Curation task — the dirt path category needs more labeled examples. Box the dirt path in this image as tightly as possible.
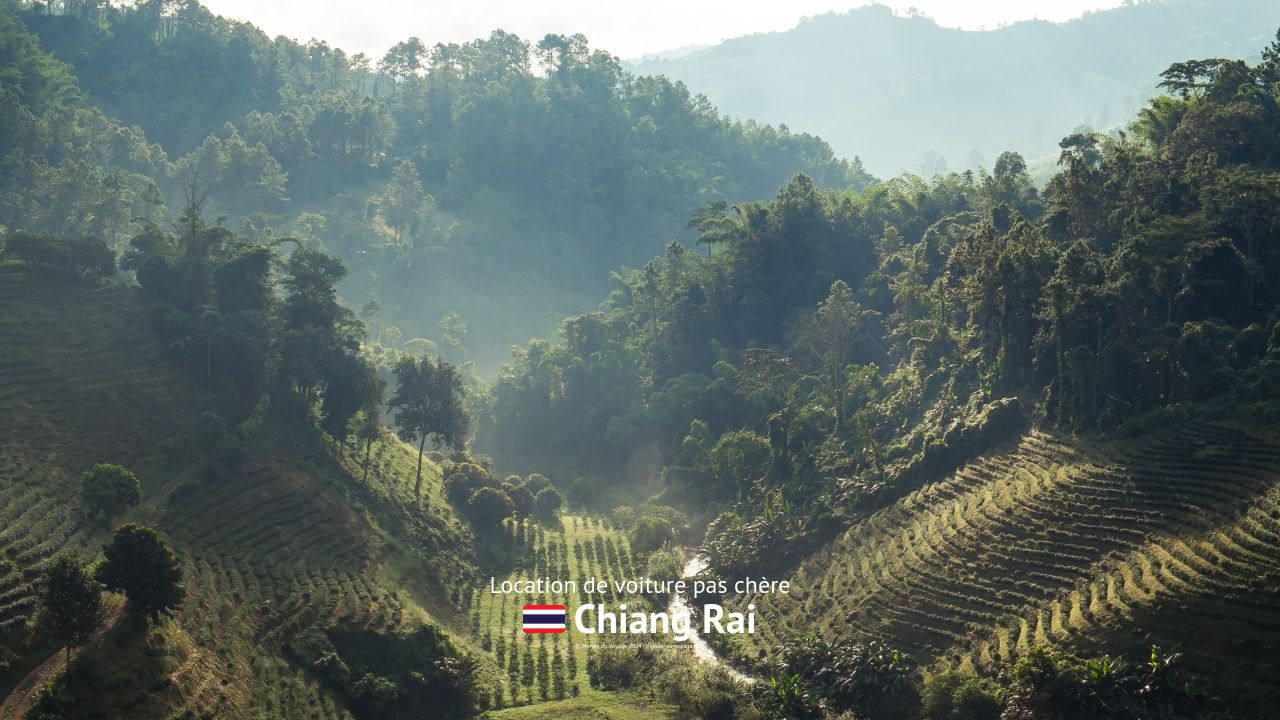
[0,602,126,720]
[668,552,755,683]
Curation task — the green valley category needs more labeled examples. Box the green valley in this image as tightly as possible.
[3,0,1280,719]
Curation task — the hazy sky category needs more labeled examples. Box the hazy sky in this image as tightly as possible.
[198,0,1124,61]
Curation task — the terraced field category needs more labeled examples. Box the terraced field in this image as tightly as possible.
[466,514,640,709]
[0,268,474,718]
[0,267,203,639]
[17,260,1275,716]
[160,456,414,719]
[734,423,1280,689]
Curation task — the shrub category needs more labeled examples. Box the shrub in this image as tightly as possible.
[652,656,753,720]
[444,462,491,504]
[708,429,771,491]
[639,504,689,539]
[533,487,562,518]
[610,505,637,528]
[920,671,1002,720]
[468,487,515,526]
[888,397,1025,499]
[523,473,552,494]
[587,645,653,690]
[644,546,684,593]
[1001,645,1224,720]
[567,477,598,507]
[192,411,227,450]
[353,673,401,714]
[630,516,676,554]
[768,636,920,720]
[507,485,535,517]
[752,673,823,720]
[293,623,481,720]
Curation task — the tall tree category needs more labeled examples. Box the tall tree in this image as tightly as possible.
[687,200,740,257]
[38,555,105,667]
[358,373,388,483]
[380,159,431,253]
[276,246,366,421]
[389,355,470,499]
[793,280,870,437]
[319,353,381,453]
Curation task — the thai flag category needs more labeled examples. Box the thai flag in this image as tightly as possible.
[522,604,566,633]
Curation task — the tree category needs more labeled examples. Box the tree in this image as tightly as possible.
[687,200,740,257]
[984,151,1038,215]
[1157,58,1229,99]
[380,159,431,252]
[379,37,426,81]
[468,487,515,527]
[444,462,491,504]
[38,555,105,667]
[507,485,535,518]
[276,246,366,422]
[280,247,356,339]
[707,430,771,497]
[533,487,562,518]
[440,311,468,358]
[1201,166,1280,305]
[96,523,184,619]
[2,232,115,279]
[523,474,552,495]
[319,353,381,451]
[793,280,869,436]
[357,373,388,483]
[79,463,141,522]
[389,355,471,499]
[176,125,288,214]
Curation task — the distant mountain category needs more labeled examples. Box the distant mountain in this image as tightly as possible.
[625,42,713,64]
[632,0,1278,177]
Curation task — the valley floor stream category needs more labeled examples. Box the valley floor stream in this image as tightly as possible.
[668,552,756,683]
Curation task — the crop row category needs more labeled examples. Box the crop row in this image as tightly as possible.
[737,423,1280,670]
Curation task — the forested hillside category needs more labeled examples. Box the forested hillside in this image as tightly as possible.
[1,0,865,369]
[480,30,1280,716]
[4,0,1280,718]
[633,0,1279,177]
[0,263,488,719]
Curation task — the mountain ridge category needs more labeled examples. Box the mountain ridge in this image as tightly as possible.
[633,0,1278,175]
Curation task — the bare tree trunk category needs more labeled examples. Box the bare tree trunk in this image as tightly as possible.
[363,437,373,483]
[414,434,427,499]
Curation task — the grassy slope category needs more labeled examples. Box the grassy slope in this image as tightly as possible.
[467,514,639,708]
[0,265,206,700]
[485,689,679,720]
[0,267,682,719]
[728,424,1280,714]
[0,267,485,718]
